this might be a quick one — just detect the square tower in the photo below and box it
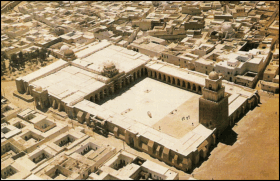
[199,71,229,136]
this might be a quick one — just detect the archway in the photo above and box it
[172,77,175,85]
[133,72,136,80]
[103,89,107,97]
[90,96,94,102]
[95,94,98,102]
[122,79,125,87]
[193,84,196,92]
[182,81,186,88]
[188,82,191,89]
[198,86,202,93]
[158,73,161,80]
[129,137,134,147]
[177,79,180,86]
[168,76,171,83]
[145,68,148,75]
[100,91,103,99]
[163,74,166,81]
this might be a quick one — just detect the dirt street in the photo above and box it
[192,91,279,180]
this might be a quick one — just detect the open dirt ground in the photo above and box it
[192,91,279,180]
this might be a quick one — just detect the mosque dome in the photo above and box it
[102,61,119,78]
[35,86,42,92]
[221,23,234,33]
[209,71,219,80]
[64,49,74,57]
[104,61,116,69]
[60,45,70,54]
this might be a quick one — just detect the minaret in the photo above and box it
[199,71,229,136]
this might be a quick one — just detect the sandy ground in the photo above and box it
[192,91,279,180]
[153,94,201,138]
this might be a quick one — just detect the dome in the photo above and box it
[60,45,69,54]
[35,86,42,92]
[64,49,74,56]
[221,23,234,33]
[104,61,115,69]
[209,71,219,80]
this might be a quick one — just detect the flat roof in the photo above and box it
[78,44,150,74]
[147,61,205,86]
[20,59,68,83]
[31,65,105,106]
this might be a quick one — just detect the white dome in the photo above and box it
[35,86,42,92]
[104,61,115,69]
[221,23,234,33]
[209,71,219,80]
[60,45,70,54]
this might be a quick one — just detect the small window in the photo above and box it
[228,72,230,74]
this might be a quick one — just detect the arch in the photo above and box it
[172,77,175,85]
[187,82,191,89]
[145,68,148,75]
[95,94,98,101]
[137,70,140,78]
[103,89,107,97]
[182,81,186,88]
[133,72,136,80]
[198,86,202,93]
[193,84,196,91]
[141,68,144,76]
[209,84,212,90]
[177,79,180,86]
[163,74,166,81]
[99,91,103,99]
[168,76,171,83]
[122,79,125,87]
[158,73,162,80]
[229,77,232,82]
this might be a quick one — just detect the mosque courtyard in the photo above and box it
[99,77,201,138]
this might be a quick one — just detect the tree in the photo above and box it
[18,51,26,68]
[35,48,40,57]
[10,53,19,69]
[39,48,47,63]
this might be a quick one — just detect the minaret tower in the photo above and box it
[199,71,229,136]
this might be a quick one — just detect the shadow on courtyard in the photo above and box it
[96,76,147,105]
